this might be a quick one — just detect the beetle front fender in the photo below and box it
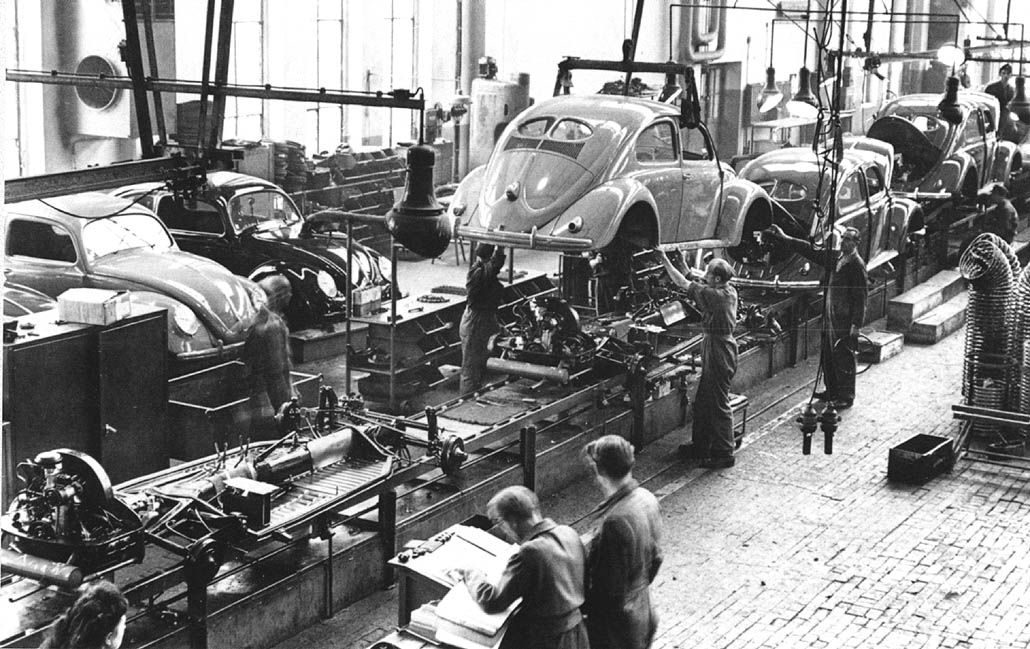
[450,165,488,228]
[547,178,658,249]
[716,180,774,247]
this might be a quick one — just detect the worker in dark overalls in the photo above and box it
[460,243,506,394]
[245,275,294,418]
[659,252,739,468]
[765,224,868,409]
[978,183,1019,244]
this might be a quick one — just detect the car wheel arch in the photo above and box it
[612,203,660,248]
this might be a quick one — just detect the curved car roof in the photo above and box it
[516,94,680,130]
[739,146,887,191]
[5,192,170,237]
[880,90,1000,118]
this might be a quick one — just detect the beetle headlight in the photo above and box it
[317,270,339,298]
[173,305,201,336]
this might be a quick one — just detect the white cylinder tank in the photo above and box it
[468,73,531,170]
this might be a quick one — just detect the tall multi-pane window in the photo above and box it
[305,0,345,154]
[225,1,265,140]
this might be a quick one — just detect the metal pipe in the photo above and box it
[0,549,83,588]
[139,0,167,146]
[207,0,235,153]
[486,358,570,384]
[197,0,217,155]
[119,0,156,157]
[5,71,425,110]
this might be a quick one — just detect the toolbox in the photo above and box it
[888,434,954,484]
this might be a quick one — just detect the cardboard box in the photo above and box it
[353,300,383,317]
[352,285,382,305]
[58,288,131,326]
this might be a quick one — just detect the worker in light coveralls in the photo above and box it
[659,252,739,469]
[245,275,294,415]
[460,243,506,394]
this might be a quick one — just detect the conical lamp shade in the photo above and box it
[792,66,818,106]
[759,67,783,114]
[1010,76,1030,124]
[937,76,962,125]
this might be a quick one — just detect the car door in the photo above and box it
[631,120,683,244]
[4,217,86,297]
[959,109,988,187]
[676,124,723,243]
[153,194,240,273]
[834,169,872,256]
[862,163,891,258]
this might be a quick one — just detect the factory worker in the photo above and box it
[245,275,295,416]
[764,224,867,409]
[41,581,128,649]
[659,252,739,468]
[583,435,663,649]
[455,486,590,649]
[460,243,507,394]
[978,183,1019,244]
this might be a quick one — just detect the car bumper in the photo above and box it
[174,340,246,361]
[732,277,822,291]
[456,225,594,251]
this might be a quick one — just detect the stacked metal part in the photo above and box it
[1018,264,1030,413]
[959,234,1018,427]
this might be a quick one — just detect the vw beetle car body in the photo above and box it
[114,171,394,329]
[725,143,922,289]
[3,283,57,319]
[448,94,774,254]
[864,91,1021,217]
[4,193,265,360]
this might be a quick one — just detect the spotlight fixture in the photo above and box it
[759,67,783,114]
[1010,76,1030,124]
[786,66,819,118]
[937,76,963,125]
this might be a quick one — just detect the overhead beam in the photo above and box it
[4,157,200,204]
[6,70,425,110]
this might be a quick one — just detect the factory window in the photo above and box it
[6,220,77,263]
[224,2,266,141]
[635,122,677,163]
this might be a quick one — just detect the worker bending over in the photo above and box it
[460,243,506,394]
[245,275,295,415]
[456,486,590,649]
[764,225,868,409]
[583,435,663,649]
[659,252,739,469]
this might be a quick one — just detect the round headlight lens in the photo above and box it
[317,270,339,298]
[173,305,201,336]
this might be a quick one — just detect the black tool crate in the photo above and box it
[888,434,954,484]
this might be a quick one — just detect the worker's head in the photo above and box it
[585,435,635,493]
[47,581,128,649]
[999,63,1012,79]
[258,275,292,314]
[704,258,734,287]
[475,243,496,261]
[841,227,861,254]
[487,485,542,541]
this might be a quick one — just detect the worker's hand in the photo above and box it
[764,224,785,239]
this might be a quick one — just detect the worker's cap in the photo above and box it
[841,227,861,242]
[475,243,496,260]
[1000,63,1012,75]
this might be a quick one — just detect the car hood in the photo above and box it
[92,250,259,342]
[250,226,381,288]
[867,116,941,184]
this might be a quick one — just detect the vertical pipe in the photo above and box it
[390,243,398,412]
[521,426,537,490]
[323,523,334,618]
[197,0,218,156]
[345,219,353,396]
[208,0,236,153]
[119,0,156,158]
[139,0,167,147]
[623,0,647,92]
[379,489,397,589]
[186,572,208,649]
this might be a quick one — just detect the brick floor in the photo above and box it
[274,325,1030,649]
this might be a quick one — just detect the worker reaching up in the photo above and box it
[460,243,507,394]
[659,252,739,469]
